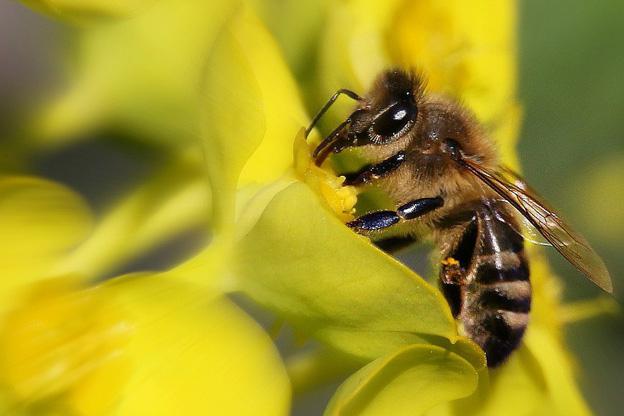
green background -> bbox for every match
[520,1,624,415]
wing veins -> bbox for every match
[459,159,612,293]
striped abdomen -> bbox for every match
[438,201,531,367]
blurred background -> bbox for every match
[519,2,624,415]
[0,0,623,414]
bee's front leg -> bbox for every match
[347,196,444,233]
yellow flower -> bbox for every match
[0,176,289,415]
[30,0,240,148]
[9,0,606,414]
[197,4,483,414]
[198,3,596,415]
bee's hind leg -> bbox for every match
[347,196,444,232]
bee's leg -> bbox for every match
[398,196,444,219]
[347,210,401,232]
[439,258,466,317]
[342,151,406,186]
[348,196,444,232]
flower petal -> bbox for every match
[324,344,478,416]
[0,273,290,415]
[202,5,308,232]
[0,176,91,303]
[523,327,592,416]
[35,0,239,146]
[0,277,132,415]
[102,274,290,416]
[235,182,456,360]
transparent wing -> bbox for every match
[461,159,613,293]
[491,198,552,246]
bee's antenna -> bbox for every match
[305,89,363,138]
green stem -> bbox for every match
[55,154,211,279]
[559,297,620,324]
[287,347,362,396]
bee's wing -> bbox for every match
[461,159,613,293]
[490,199,552,247]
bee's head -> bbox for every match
[313,69,423,165]
[349,69,423,145]
[312,69,496,171]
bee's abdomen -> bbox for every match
[464,207,532,367]
[465,255,531,367]
[473,255,529,285]
[472,307,529,367]
[438,201,532,367]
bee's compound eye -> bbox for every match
[371,101,417,139]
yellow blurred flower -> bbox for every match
[20,0,160,22]
[0,277,132,415]
[30,0,239,148]
[5,0,607,414]
[0,176,289,415]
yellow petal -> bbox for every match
[235,182,456,360]
[0,176,91,306]
[325,344,478,416]
[0,276,132,415]
[0,274,290,416]
[102,274,290,416]
[202,5,308,233]
[233,8,309,186]
[35,0,239,146]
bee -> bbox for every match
[306,68,613,367]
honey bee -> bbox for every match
[306,69,613,367]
